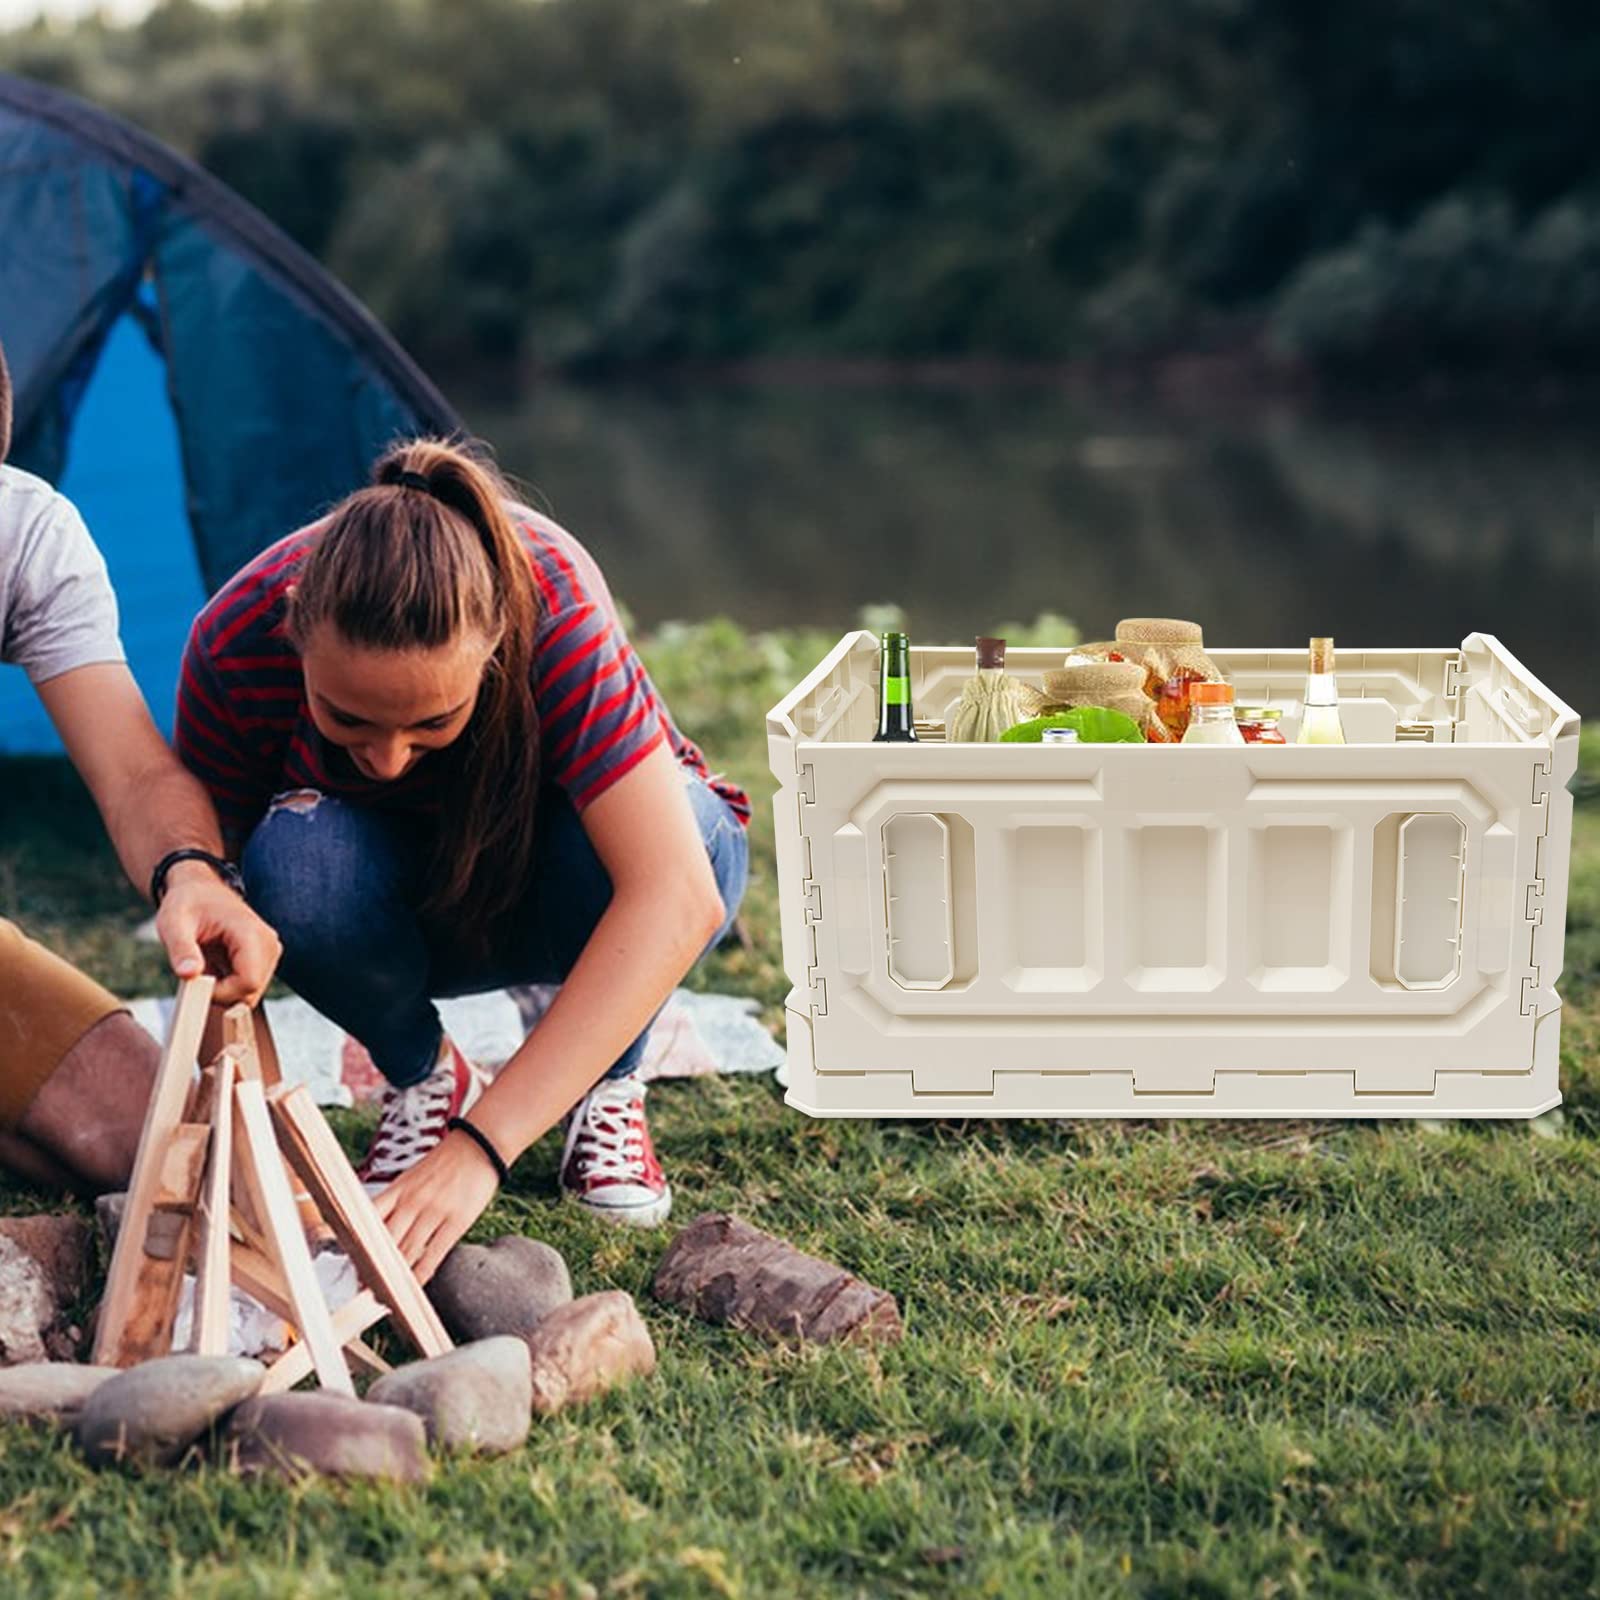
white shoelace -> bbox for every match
[562,1078,648,1181]
[367,1055,462,1178]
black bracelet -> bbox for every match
[150,848,247,906]
[446,1116,512,1185]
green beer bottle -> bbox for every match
[874,631,917,742]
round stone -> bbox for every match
[367,1336,532,1453]
[75,1355,265,1467]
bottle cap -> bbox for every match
[1235,705,1282,721]
[1189,682,1235,706]
[1041,727,1080,743]
[975,636,1006,670]
[1309,637,1336,673]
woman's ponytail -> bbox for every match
[287,436,544,943]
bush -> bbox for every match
[1271,191,1600,379]
[6,0,1600,377]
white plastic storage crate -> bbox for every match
[767,633,1580,1119]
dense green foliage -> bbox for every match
[0,627,1598,1595]
[5,0,1598,381]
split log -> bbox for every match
[652,1213,902,1345]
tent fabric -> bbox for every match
[0,71,461,750]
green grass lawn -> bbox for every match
[0,624,1595,1599]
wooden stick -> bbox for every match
[93,975,216,1366]
[222,1004,263,1081]
[234,1238,394,1382]
[344,1339,393,1380]
[252,1007,285,1089]
[153,1123,211,1210]
[232,1080,354,1396]
[258,1290,388,1395]
[189,1051,237,1356]
[230,1240,298,1324]
[223,1003,331,1244]
[267,1084,452,1357]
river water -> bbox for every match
[0,378,1593,753]
[477,381,1596,717]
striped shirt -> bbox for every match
[175,507,751,850]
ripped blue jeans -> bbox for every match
[240,777,749,1090]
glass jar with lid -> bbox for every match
[1180,683,1246,745]
[1235,706,1287,745]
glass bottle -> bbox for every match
[873,631,917,742]
[1296,637,1346,745]
[1181,682,1246,745]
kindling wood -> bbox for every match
[93,978,453,1384]
[93,975,216,1366]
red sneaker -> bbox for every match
[559,1075,672,1227]
[359,1036,486,1188]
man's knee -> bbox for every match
[14,1010,158,1193]
[0,918,123,1132]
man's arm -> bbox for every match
[36,663,281,1003]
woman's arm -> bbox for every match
[374,741,726,1275]
[475,742,726,1155]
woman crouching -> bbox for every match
[177,438,749,1277]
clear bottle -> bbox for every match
[1181,682,1246,745]
[1296,637,1346,745]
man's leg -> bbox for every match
[0,1131,76,1190]
[0,919,158,1193]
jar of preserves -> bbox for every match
[1236,706,1287,745]
[1112,619,1224,740]
[1155,670,1208,739]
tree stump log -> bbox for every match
[652,1212,902,1345]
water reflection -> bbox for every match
[476,382,1596,713]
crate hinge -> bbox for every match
[797,764,827,1016]
[1443,652,1469,739]
[1519,753,1554,1018]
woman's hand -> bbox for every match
[156,862,282,1004]
[370,1131,501,1282]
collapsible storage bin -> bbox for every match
[767,633,1580,1118]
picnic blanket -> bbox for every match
[128,985,784,1107]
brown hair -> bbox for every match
[0,338,11,462]
[286,437,542,941]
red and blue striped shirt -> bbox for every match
[175,507,751,850]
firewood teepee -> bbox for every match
[93,976,451,1392]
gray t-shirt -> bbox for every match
[0,465,125,685]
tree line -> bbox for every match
[5,0,1598,384]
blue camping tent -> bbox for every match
[0,71,461,752]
